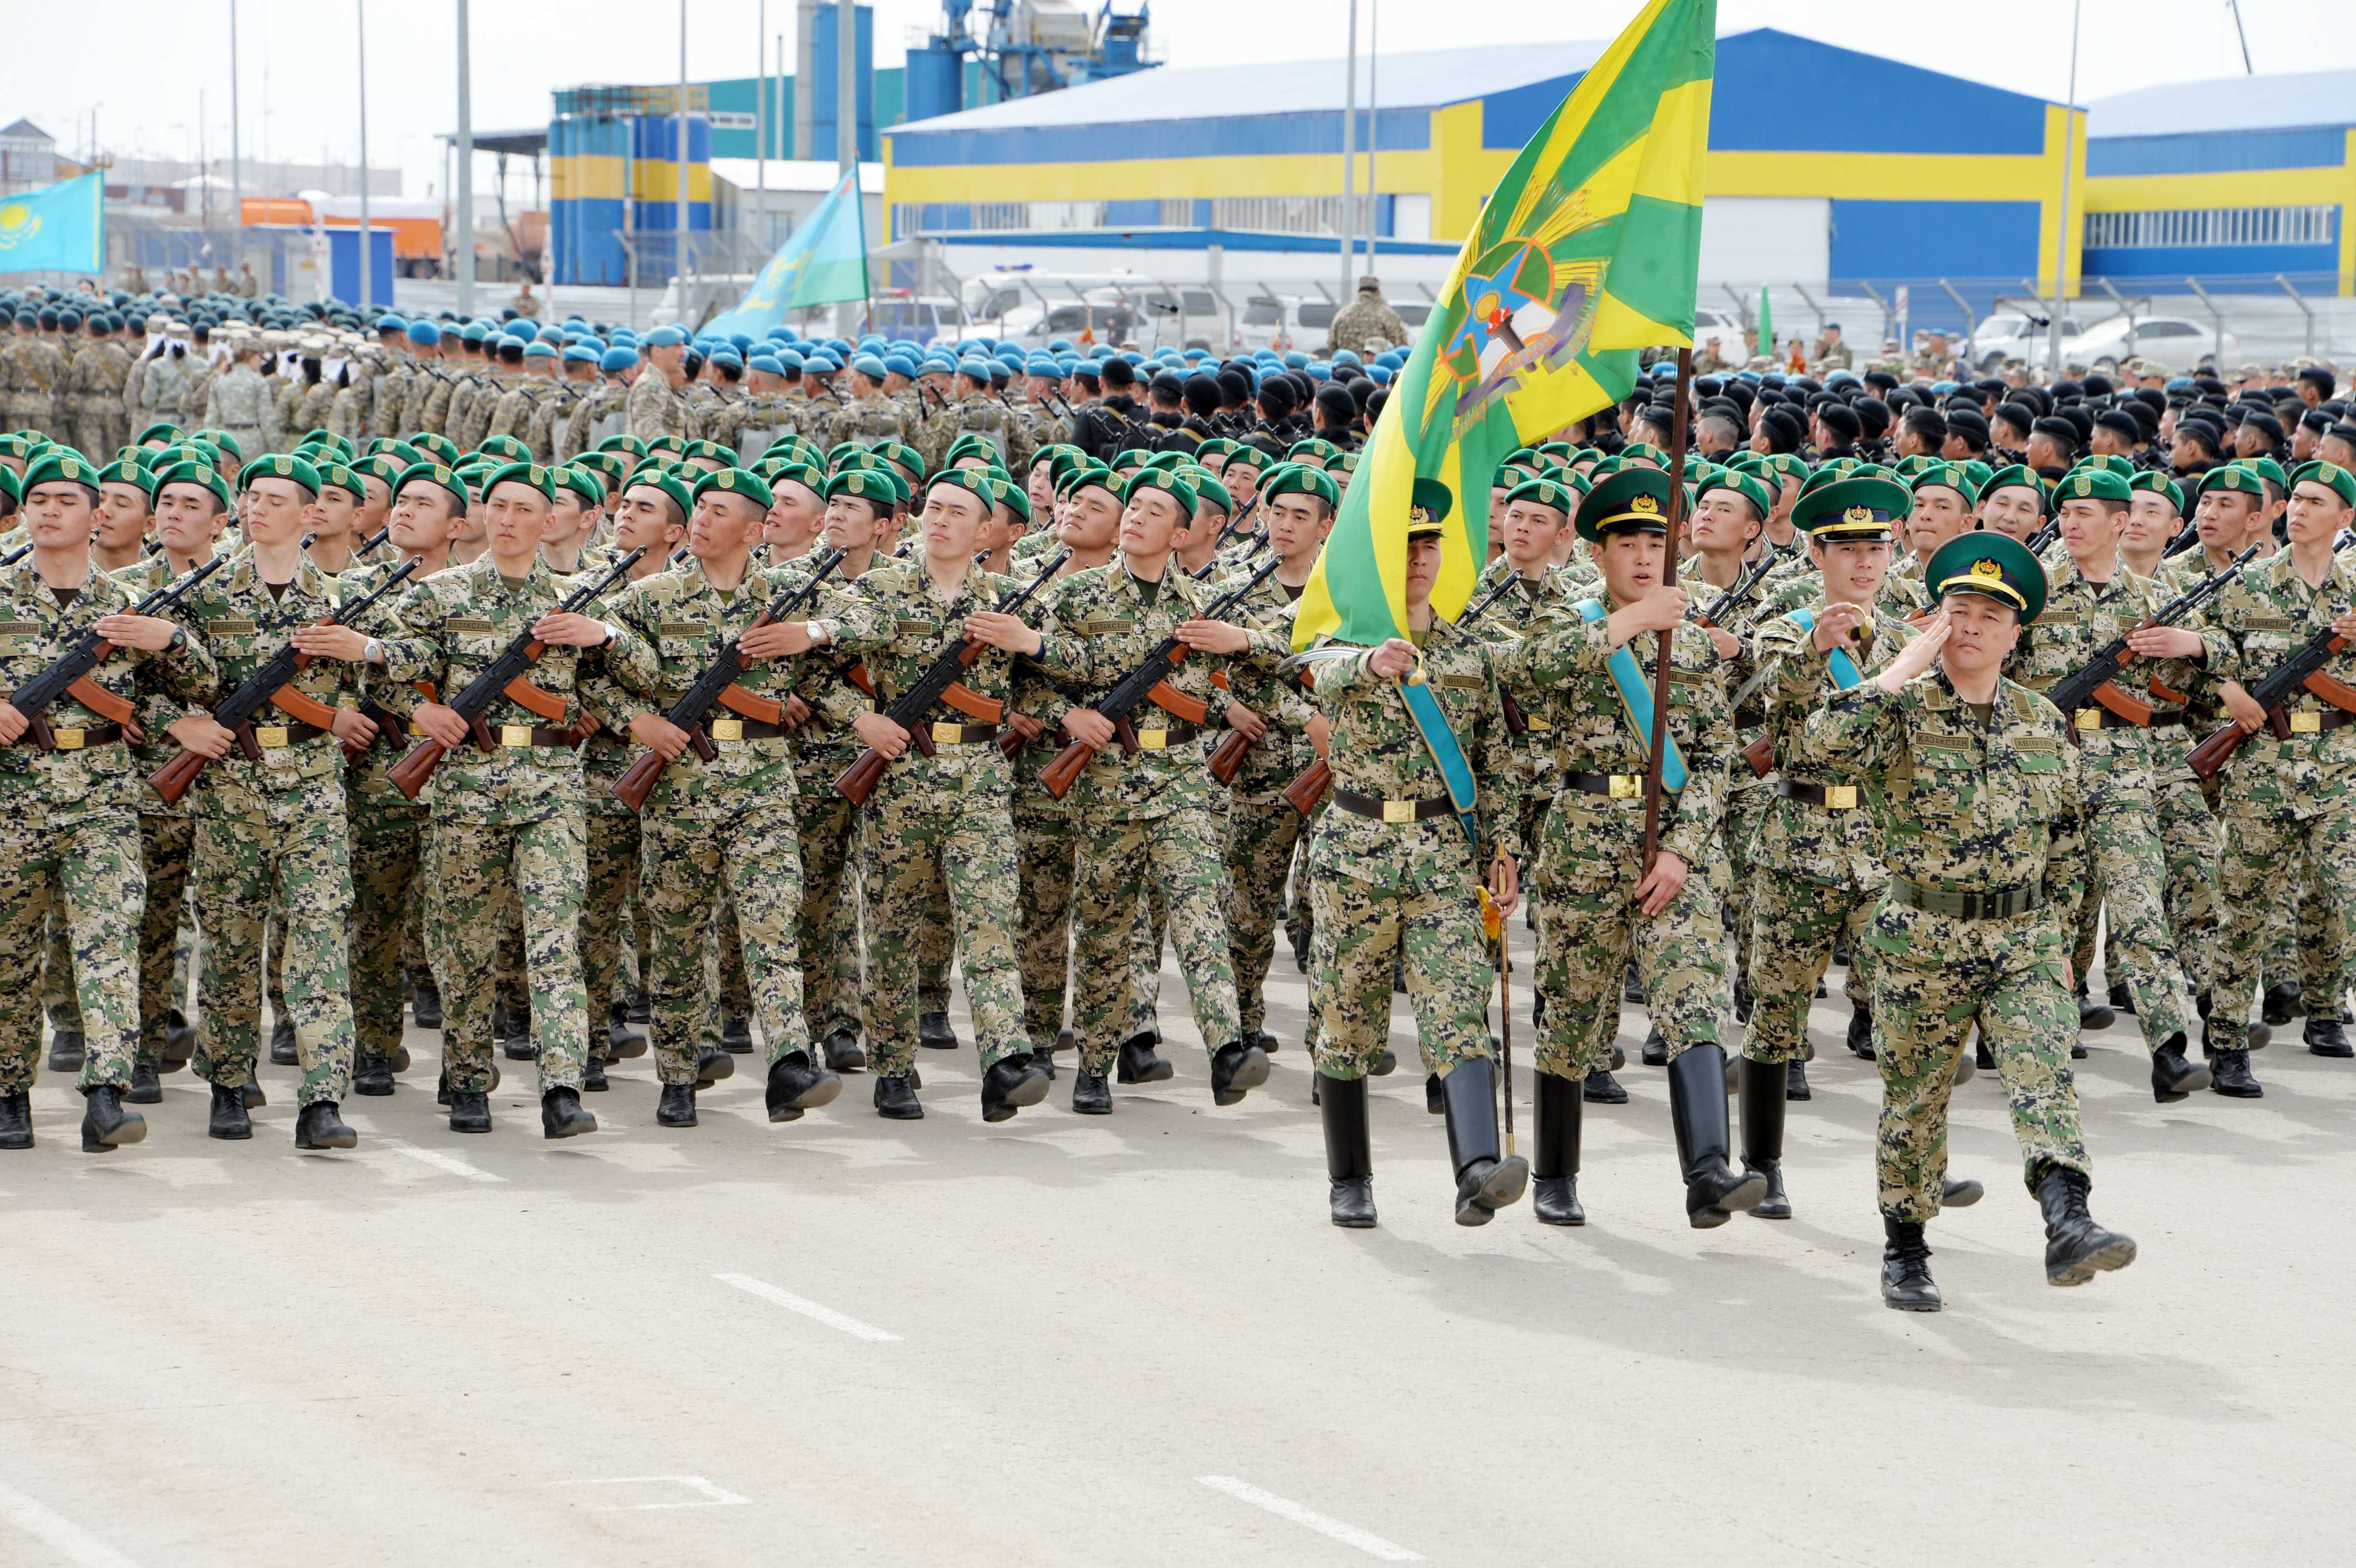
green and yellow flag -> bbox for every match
[1294,0,1715,648]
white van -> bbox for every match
[1235,295,1340,355]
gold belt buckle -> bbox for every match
[253,724,291,748]
[1381,798,1417,824]
[2075,708,2104,731]
[709,719,744,742]
[2291,711,2323,734]
[407,721,425,736]
[1136,729,1168,750]
[51,727,86,750]
[1823,784,1859,810]
[1523,716,1551,731]
[1608,774,1642,800]
[930,721,962,744]
[500,723,534,747]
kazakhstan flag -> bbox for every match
[1294,0,1714,648]
[702,167,869,339]
[0,172,105,276]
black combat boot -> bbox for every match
[1319,1072,1376,1228]
[2109,978,2135,1015]
[1440,1058,1528,1226]
[2035,1165,2136,1286]
[980,1053,1049,1122]
[822,1024,865,1073]
[2209,1048,2261,1097]
[2305,1014,2353,1058]
[126,1062,163,1104]
[1942,1176,1985,1207]
[1070,1069,1112,1115]
[0,1089,31,1150]
[1209,1039,1270,1106]
[1424,1073,1443,1115]
[353,1055,395,1096]
[162,1009,196,1069]
[2076,985,2115,1033]
[1738,1055,1790,1220]
[1667,1044,1766,1228]
[656,1083,698,1127]
[873,1071,922,1120]
[47,1028,84,1072]
[1623,964,1645,1004]
[207,1080,252,1140]
[607,999,648,1058]
[409,969,443,1029]
[582,1054,609,1092]
[269,1016,298,1066]
[80,1084,147,1153]
[2261,980,2301,1027]
[1785,1059,1811,1101]
[2149,1033,2211,1102]
[1370,1045,1396,1076]
[720,1015,753,1054]
[1845,1006,1875,1060]
[294,1100,356,1151]
[447,1090,491,1134]
[694,1046,735,1089]
[1881,1218,1941,1311]
[1115,1030,1173,1085]
[1244,1027,1280,1056]
[1975,1033,1996,1070]
[502,1004,536,1061]
[241,1072,266,1108]
[764,1051,841,1122]
[541,1086,597,1139]
[1640,1024,1668,1067]
[917,1011,958,1050]
[1582,1066,1627,1105]
[1530,1071,1583,1226]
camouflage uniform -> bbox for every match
[824,392,911,453]
[528,381,584,465]
[0,556,213,1096]
[180,551,395,1105]
[1324,291,1407,359]
[297,379,338,436]
[626,371,689,446]
[401,360,453,439]
[338,557,434,1068]
[175,359,218,430]
[202,363,282,462]
[917,393,1033,478]
[1801,668,2092,1219]
[380,556,645,1098]
[371,358,415,443]
[785,569,876,1049]
[1306,620,1521,1080]
[138,352,193,433]
[563,378,632,462]
[484,377,544,449]
[1215,572,1322,1045]
[447,370,505,453]
[0,331,54,434]
[113,553,211,1070]
[23,333,72,441]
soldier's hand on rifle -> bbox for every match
[1811,602,1868,654]
[629,711,691,761]
[2335,608,2356,640]
[1703,625,1740,661]
[2125,625,2203,660]
[0,702,29,745]
[1306,713,1331,759]
[1633,849,1688,918]
[852,711,911,758]
[1176,617,1251,655]
[1487,854,1520,922]
[1367,637,1418,679]
[1224,701,1266,740]
[1874,610,1949,693]
[963,610,1042,655]
[167,713,237,758]
[740,620,822,659]
[94,612,182,652]
[410,701,471,748]
[531,611,612,647]
[1603,586,1687,649]
[1061,707,1115,748]
[293,624,374,662]
[330,706,379,747]
[2218,679,2268,735]
[1006,712,1043,742]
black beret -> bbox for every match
[1257,377,1297,414]
[1183,374,1220,416]
[2094,409,2141,441]
[2243,410,2284,442]
[1102,357,1136,387]
[1149,370,1186,400]
[1854,397,1891,437]
[1818,402,1861,440]
[1760,406,1807,452]
[2081,374,2115,397]
[2031,415,2081,449]
[1215,369,1250,403]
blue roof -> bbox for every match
[2088,69,2356,138]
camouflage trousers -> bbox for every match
[347,802,425,1058]
[2153,769,2222,999]
[1127,870,1169,1041]
[1865,903,2088,1223]
[2211,802,2356,1052]
[1013,790,1075,1055]
[0,810,144,1093]
[859,786,1026,1076]
[1069,800,1239,1074]
[791,762,862,1040]
[2075,784,2194,1052]
[426,812,589,1095]
[1307,861,1494,1082]
[641,802,812,1083]
[1530,853,1728,1078]
[135,812,197,1063]
[191,806,357,1106]
[1744,866,1882,1065]
[1223,795,1305,1038]
[580,801,640,1056]
[1718,783,1772,999]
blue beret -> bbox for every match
[852,353,888,379]
[749,354,783,374]
[600,347,639,372]
[641,324,689,348]
[1025,356,1058,376]
[408,320,441,346]
[731,332,755,351]
[534,325,563,343]
[1306,362,1331,381]
[883,353,917,378]
[1048,338,1076,353]
[805,352,841,372]
[1070,361,1101,384]
[1367,364,1393,385]
[776,348,807,369]
[956,358,992,379]
[611,329,638,346]
[764,325,795,341]
[856,334,886,350]
[1055,354,1078,375]
[376,313,408,332]
[1183,347,1209,362]
[561,343,598,364]
[524,340,558,359]
[707,347,744,370]
[461,321,491,343]
[1282,350,1309,369]
[1331,348,1360,366]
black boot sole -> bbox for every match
[1454,1155,1530,1226]
[1531,1177,1584,1226]
[1328,1177,1376,1228]
[2151,1059,2213,1102]
[2049,1235,2137,1287]
[294,1122,358,1151]
[1687,1168,1768,1229]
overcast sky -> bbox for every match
[18,0,2352,200]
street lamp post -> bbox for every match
[357,0,372,310]
[456,0,475,313]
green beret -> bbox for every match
[1285,437,1342,465]
[555,464,605,509]
[134,422,184,446]
[1698,469,1774,520]
[395,461,474,514]
[1261,462,1341,512]
[1960,458,1996,494]
[481,459,556,503]
[682,439,732,467]
[1982,463,2048,508]
[624,468,696,523]
[0,432,37,461]
[765,461,827,502]
[925,467,999,512]
[355,453,408,490]
[1060,460,1119,501]
[1181,466,1230,512]
[1221,443,1271,473]
[981,469,1032,523]
[1505,474,1577,516]
[317,462,369,503]
[575,449,628,487]
[1575,466,1672,544]
[1619,440,1670,469]
[152,459,231,511]
[410,432,462,466]
[1793,475,1910,542]
[2234,456,2289,496]
[1892,454,1939,480]
[98,457,156,498]
[475,434,532,464]
[2127,470,2185,515]
[194,428,243,462]
[1324,451,1360,475]
[299,431,356,462]
[21,448,102,497]
[1134,451,1189,475]
[825,466,905,508]
[1193,438,1240,463]
[2291,459,2356,510]
[1926,531,2047,624]
[2196,464,2266,500]
[2054,466,2131,505]
[691,466,774,512]
[1909,461,1981,507]
[943,433,1002,468]
[1536,441,1576,462]
[238,453,324,497]
[2075,453,2137,479]
[594,433,650,459]
[645,435,687,459]
[873,440,927,481]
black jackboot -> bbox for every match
[694,1046,735,1089]
[1845,1006,1875,1060]
[656,1083,698,1127]
[447,1090,491,1133]
[1738,1056,1791,1220]
[2149,1032,2211,1102]
[1115,1030,1173,1085]
[2261,980,2302,1027]
[80,1084,147,1152]
[764,1051,841,1122]
[0,1089,30,1149]
[2076,985,2116,1033]
[353,1055,395,1097]
[1209,1039,1270,1106]
[207,1080,252,1140]
[1530,1071,1583,1226]
[1667,1044,1766,1228]
[1881,1217,1941,1311]
[502,1004,536,1061]
[1318,1072,1376,1228]
[541,1086,597,1139]
[980,1053,1049,1122]
[162,1009,196,1069]
[294,1100,356,1151]
[1582,1066,1626,1104]
[822,1024,865,1073]
[873,1071,923,1120]
[126,1062,162,1104]
[269,1016,298,1066]
[2211,1048,2261,1097]
[2305,1014,2353,1058]
[2035,1165,2136,1286]
[917,1011,958,1050]
[1640,1024,1668,1067]
[1785,1059,1811,1100]
[409,969,443,1029]
[607,999,648,1058]
[720,1016,754,1054]
[1440,1058,1528,1226]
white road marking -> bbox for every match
[0,1480,144,1568]
[1197,1476,1423,1562]
[714,1272,900,1341]
[377,1139,503,1183]
[556,1475,750,1511]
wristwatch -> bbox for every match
[166,625,187,653]
[362,637,384,664]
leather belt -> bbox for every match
[1129,721,1202,751]
[37,723,126,750]
[1565,771,1647,801]
[1887,876,2044,919]
[1331,788,1453,823]
[250,721,330,748]
[2073,707,2146,731]
[2284,709,2353,735]
[706,719,789,742]
[926,721,998,746]
[1776,779,1861,810]
[496,725,574,749]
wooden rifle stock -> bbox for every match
[1283,757,1332,817]
[1207,726,1252,785]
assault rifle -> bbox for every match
[2187,621,2356,781]
[1696,550,1779,630]
[2025,518,2060,555]
[4,554,226,751]
[147,558,420,804]
[2045,545,2257,732]
[385,548,644,799]
[0,542,31,569]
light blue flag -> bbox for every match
[0,173,105,276]
[701,168,867,339]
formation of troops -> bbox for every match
[3,273,2354,1313]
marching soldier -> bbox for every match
[626,327,693,445]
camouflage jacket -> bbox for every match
[202,365,282,457]
[1800,667,2085,924]
[1325,297,1407,359]
[297,381,338,435]
[110,552,222,819]
[528,382,585,463]
[1307,616,1522,891]
[1502,607,1734,876]
[562,380,630,462]
[336,555,433,811]
[327,372,371,443]
[1750,602,1918,888]
[918,392,1034,476]
[176,548,401,822]
[176,363,217,427]
[0,557,214,823]
[1206,565,1320,803]
[824,393,912,453]
[378,555,645,825]
[139,354,192,425]
[722,392,807,466]
[1029,558,1290,818]
[1465,558,1579,798]
[449,372,508,452]
[402,363,454,437]
[371,362,414,440]
[2185,546,2356,811]
[625,372,689,444]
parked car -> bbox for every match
[1234,295,1344,354]
[1969,311,2083,370]
[863,292,964,346]
[2062,314,2237,374]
